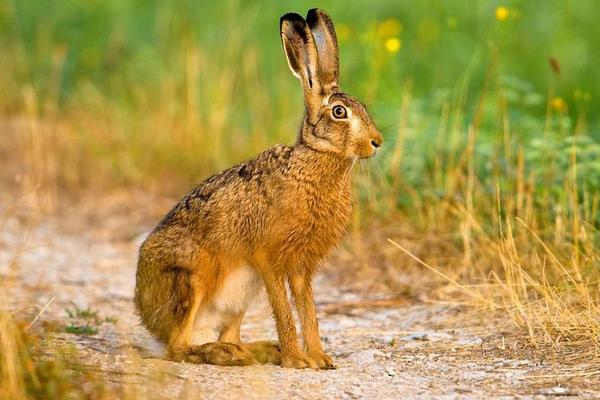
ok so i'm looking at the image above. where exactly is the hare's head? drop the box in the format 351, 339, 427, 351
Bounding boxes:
281, 9, 383, 160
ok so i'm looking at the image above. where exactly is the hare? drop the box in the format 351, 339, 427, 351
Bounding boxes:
134, 8, 382, 369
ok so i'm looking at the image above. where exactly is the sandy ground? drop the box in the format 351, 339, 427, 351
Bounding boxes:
1, 195, 599, 399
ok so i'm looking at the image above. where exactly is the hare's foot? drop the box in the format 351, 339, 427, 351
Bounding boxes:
186, 342, 257, 366
307, 350, 335, 369
281, 351, 319, 369
243, 341, 281, 364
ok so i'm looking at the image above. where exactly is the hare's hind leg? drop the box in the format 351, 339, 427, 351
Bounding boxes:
243, 341, 281, 365
187, 342, 256, 366
166, 268, 203, 361
219, 313, 281, 365
175, 305, 256, 366
169, 295, 256, 366
168, 298, 256, 366
134, 263, 200, 360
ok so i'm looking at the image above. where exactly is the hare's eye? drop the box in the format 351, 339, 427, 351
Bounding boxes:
332, 105, 347, 119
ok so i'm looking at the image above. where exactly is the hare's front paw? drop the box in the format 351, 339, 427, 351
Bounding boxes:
307, 350, 335, 370
281, 352, 319, 369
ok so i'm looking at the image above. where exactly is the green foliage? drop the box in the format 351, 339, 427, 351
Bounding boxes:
1, 0, 599, 227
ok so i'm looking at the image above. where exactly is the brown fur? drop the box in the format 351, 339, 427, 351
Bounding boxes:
134, 8, 382, 369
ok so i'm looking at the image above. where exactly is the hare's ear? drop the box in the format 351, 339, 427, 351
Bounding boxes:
306, 9, 339, 91
280, 13, 321, 123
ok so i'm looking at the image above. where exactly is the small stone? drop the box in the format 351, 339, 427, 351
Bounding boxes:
540, 386, 572, 396
347, 349, 381, 366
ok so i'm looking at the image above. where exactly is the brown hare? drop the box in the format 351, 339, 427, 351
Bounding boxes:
134, 8, 383, 369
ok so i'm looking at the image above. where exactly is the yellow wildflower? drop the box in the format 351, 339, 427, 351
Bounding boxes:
495, 6, 509, 21
551, 97, 567, 112
384, 37, 401, 53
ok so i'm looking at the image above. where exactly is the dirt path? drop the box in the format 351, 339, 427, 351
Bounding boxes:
1, 201, 599, 399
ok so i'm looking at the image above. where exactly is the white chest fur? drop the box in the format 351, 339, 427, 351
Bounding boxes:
192, 265, 262, 344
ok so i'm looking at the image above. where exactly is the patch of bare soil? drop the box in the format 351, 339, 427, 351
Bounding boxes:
1, 194, 599, 399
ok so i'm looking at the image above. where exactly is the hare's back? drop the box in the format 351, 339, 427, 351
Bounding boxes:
149, 145, 295, 243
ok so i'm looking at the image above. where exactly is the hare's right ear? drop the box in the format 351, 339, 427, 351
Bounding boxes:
306, 9, 339, 92
280, 13, 321, 124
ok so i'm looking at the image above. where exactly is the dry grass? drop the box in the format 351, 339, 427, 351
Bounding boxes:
0, 308, 107, 399
369, 90, 600, 356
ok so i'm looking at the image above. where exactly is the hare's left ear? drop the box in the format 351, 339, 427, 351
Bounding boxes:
306, 9, 340, 92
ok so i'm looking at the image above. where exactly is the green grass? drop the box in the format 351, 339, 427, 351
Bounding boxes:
63, 307, 116, 335
64, 324, 98, 336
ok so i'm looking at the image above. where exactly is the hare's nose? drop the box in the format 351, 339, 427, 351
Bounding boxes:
371, 132, 383, 149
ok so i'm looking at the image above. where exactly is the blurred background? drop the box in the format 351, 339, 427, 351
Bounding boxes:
1, 0, 599, 360
2, 0, 599, 198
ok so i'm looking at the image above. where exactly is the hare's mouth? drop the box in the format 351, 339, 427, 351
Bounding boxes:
355, 150, 378, 160
354, 142, 380, 159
